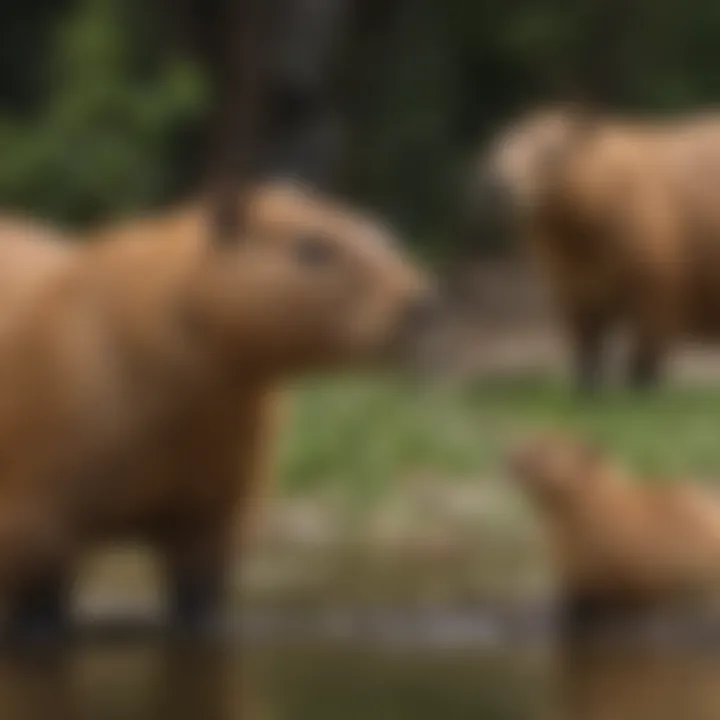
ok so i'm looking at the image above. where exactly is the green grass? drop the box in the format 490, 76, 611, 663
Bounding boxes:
278, 374, 720, 497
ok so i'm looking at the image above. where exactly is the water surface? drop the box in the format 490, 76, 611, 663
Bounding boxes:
3, 633, 720, 720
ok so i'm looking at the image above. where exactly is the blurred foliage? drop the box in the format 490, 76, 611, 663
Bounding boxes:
0, 0, 206, 226
349, 0, 720, 248
2, 0, 720, 239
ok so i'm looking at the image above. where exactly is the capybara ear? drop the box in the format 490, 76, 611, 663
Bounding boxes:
505, 431, 551, 478
207, 188, 248, 247
505, 436, 533, 477
545, 102, 599, 167
574, 435, 606, 472
566, 101, 601, 138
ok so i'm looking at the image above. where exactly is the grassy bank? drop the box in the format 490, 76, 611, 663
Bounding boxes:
280, 374, 720, 497
221, 374, 720, 605
86, 374, 720, 607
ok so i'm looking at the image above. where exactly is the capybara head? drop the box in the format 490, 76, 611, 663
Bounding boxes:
480, 105, 596, 211
507, 432, 609, 506
191, 182, 439, 374
458, 106, 598, 258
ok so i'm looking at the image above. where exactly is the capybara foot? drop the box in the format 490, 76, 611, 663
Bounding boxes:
3, 580, 71, 648
575, 347, 605, 395
629, 351, 661, 390
629, 368, 660, 391
561, 594, 607, 638
167, 574, 224, 640
576, 374, 601, 397
572, 325, 606, 395
560, 593, 644, 641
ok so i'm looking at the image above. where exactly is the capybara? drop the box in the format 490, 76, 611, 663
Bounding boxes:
0, 182, 436, 641
508, 432, 720, 633
474, 106, 720, 391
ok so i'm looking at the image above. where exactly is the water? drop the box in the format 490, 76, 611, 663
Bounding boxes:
2, 634, 720, 719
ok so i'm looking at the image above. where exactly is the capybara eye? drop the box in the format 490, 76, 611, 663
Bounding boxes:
293, 234, 338, 268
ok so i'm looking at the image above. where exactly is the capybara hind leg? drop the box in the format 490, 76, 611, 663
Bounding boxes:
4, 573, 72, 646
569, 312, 607, 394
627, 294, 670, 390
162, 527, 230, 638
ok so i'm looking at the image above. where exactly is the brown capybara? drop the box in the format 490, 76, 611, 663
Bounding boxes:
474, 105, 720, 391
508, 432, 720, 633
0, 181, 436, 641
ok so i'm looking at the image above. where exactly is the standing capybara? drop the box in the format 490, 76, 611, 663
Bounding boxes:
508, 432, 720, 633
0, 181, 436, 641
472, 106, 720, 391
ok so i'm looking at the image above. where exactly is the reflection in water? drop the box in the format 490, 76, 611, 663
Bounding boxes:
0, 649, 73, 719
0, 641, 251, 720
2, 635, 720, 719
557, 642, 720, 720
0, 638, 549, 720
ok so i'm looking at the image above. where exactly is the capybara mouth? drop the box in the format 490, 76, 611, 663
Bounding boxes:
384, 295, 449, 377
506, 444, 534, 481
505, 434, 554, 483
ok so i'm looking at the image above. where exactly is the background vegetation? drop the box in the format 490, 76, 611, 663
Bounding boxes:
5, 0, 720, 495
4, 0, 720, 240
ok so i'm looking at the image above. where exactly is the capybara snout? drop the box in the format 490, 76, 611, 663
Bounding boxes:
226, 182, 439, 368
507, 432, 604, 503
399, 293, 441, 337
468, 168, 518, 246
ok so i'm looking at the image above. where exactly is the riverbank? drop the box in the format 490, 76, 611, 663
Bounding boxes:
75, 373, 720, 612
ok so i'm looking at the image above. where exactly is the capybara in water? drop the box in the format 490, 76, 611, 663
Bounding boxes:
473, 106, 720, 391
508, 432, 720, 633
0, 182, 436, 641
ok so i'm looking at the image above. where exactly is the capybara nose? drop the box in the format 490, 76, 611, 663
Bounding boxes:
449, 172, 514, 280
506, 438, 538, 478
402, 293, 441, 336
506, 443, 526, 475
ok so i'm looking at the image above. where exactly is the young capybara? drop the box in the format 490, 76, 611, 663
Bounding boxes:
473, 106, 720, 391
0, 181, 436, 641
508, 432, 720, 633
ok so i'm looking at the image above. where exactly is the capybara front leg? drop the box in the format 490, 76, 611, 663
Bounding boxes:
4, 573, 72, 646
162, 526, 230, 638
0, 504, 74, 646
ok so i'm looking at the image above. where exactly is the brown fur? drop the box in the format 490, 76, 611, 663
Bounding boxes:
0, 182, 434, 635
508, 433, 720, 617
0, 218, 75, 333
558, 643, 720, 719
481, 106, 720, 389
